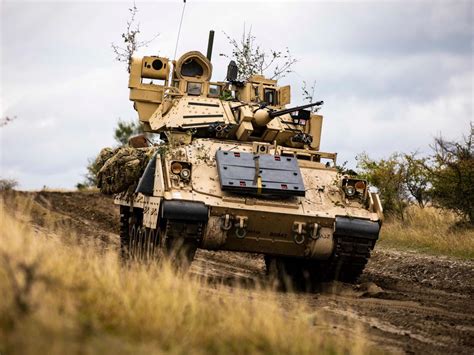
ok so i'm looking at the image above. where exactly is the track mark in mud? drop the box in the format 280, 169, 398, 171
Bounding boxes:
321, 306, 444, 347
194, 249, 474, 354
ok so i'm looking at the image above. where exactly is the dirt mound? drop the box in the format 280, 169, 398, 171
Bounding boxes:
366, 248, 474, 295
1, 190, 119, 244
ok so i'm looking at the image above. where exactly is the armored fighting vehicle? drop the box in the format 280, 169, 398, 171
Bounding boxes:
112, 33, 383, 287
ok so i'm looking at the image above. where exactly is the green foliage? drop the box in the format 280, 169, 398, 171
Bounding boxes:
403, 153, 430, 208
357, 153, 408, 219
335, 160, 357, 176
114, 118, 143, 146
357, 123, 473, 226
219, 89, 233, 101
427, 123, 474, 225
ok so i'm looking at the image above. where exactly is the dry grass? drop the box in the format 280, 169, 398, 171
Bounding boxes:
0, 200, 370, 354
380, 206, 474, 259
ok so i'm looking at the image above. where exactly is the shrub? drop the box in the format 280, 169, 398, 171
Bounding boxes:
357, 153, 408, 219
0, 178, 18, 191
427, 123, 474, 225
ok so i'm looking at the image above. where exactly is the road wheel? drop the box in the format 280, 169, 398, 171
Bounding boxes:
326, 235, 372, 283
159, 219, 198, 269
264, 256, 312, 292
120, 206, 160, 262
119, 206, 130, 260
264, 255, 285, 290
265, 255, 305, 291
330, 256, 368, 283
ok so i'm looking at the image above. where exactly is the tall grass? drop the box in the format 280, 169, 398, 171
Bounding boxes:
380, 206, 474, 259
0, 200, 370, 354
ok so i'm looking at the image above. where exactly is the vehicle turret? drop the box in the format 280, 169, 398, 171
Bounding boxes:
127, 51, 326, 151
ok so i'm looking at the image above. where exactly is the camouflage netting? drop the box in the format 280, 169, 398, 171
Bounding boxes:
95, 146, 157, 195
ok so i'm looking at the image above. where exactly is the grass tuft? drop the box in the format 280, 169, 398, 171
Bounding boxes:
0, 198, 370, 354
380, 205, 474, 259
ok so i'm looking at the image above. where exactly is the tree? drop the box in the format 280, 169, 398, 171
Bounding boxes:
403, 153, 430, 208
427, 123, 474, 225
222, 27, 297, 81
78, 157, 101, 189
356, 125, 474, 226
0, 178, 18, 191
114, 118, 143, 146
356, 151, 434, 216
111, 2, 159, 72
357, 153, 409, 220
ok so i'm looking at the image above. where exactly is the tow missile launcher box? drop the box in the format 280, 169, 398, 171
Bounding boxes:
112, 31, 383, 287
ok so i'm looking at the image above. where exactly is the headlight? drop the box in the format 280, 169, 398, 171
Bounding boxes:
180, 168, 191, 180
355, 180, 366, 193
171, 162, 183, 175
344, 185, 356, 197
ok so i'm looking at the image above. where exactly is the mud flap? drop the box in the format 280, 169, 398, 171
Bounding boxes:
334, 217, 380, 259
161, 200, 209, 222
334, 217, 380, 240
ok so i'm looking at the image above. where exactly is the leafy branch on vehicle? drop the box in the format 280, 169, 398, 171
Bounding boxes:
111, 2, 159, 72
221, 27, 297, 81
301, 81, 320, 113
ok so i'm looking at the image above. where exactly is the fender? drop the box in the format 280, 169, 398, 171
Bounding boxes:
334, 217, 380, 240
161, 200, 209, 222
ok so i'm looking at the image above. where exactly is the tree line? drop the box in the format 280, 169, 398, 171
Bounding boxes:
356, 123, 473, 226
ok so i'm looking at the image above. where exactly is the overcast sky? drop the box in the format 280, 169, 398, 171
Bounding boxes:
1, 0, 472, 190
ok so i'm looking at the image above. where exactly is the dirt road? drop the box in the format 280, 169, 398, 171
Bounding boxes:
6, 190, 474, 354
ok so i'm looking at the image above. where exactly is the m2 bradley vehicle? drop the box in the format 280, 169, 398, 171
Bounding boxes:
107, 32, 383, 287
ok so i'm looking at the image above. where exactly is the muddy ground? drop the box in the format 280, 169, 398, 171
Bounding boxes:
4, 190, 473, 354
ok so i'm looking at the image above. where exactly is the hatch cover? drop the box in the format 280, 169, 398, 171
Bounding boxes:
216, 150, 305, 197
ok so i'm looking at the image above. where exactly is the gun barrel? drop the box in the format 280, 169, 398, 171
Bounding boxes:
269, 101, 324, 118
206, 30, 215, 61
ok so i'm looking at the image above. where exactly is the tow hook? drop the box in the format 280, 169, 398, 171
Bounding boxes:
293, 221, 306, 245
221, 214, 233, 231
235, 215, 248, 239
310, 223, 320, 240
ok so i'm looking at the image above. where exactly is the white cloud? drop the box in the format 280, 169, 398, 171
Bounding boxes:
1, 0, 472, 189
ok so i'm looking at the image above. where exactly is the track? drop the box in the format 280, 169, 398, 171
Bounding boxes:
6, 190, 474, 354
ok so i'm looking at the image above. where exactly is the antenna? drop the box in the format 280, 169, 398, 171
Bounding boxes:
173, 0, 187, 60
